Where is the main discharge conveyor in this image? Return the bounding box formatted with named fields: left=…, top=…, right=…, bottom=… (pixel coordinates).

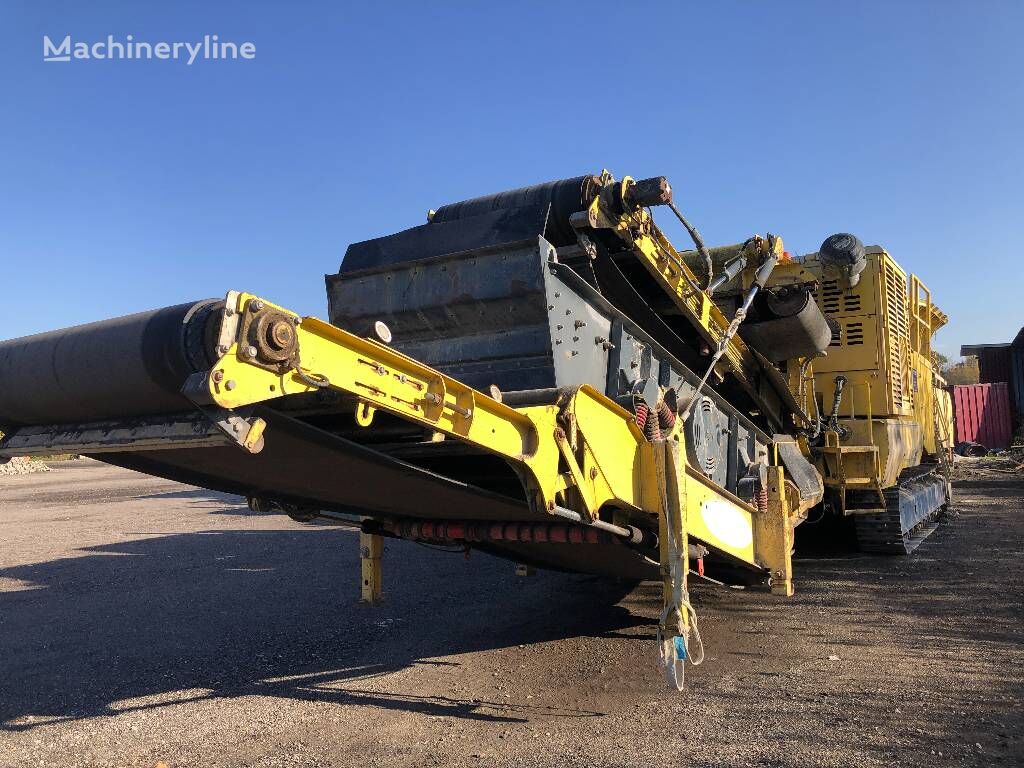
left=0, top=170, right=950, bottom=688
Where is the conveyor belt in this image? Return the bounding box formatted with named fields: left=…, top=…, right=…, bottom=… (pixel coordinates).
left=0, top=300, right=657, bottom=579
left=101, top=408, right=656, bottom=579
left=106, top=408, right=534, bottom=522
left=430, top=175, right=600, bottom=247
left=0, top=300, right=220, bottom=428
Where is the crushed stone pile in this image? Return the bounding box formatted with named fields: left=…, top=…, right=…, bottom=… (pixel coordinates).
left=0, top=456, right=51, bottom=476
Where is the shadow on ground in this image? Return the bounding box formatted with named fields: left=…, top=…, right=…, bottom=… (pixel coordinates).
left=3, top=469, right=1022, bottom=768
left=0, top=511, right=648, bottom=730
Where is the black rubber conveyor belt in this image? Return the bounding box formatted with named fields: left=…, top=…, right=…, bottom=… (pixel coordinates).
left=0, top=299, right=221, bottom=428
left=0, top=299, right=659, bottom=580
left=430, top=174, right=600, bottom=247
left=103, top=408, right=657, bottom=579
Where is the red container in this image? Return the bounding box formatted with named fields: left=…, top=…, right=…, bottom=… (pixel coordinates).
left=952, top=383, right=1013, bottom=451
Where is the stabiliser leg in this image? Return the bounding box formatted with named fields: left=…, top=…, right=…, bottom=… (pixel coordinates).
left=359, top=532, right=384, bottom=604
left=753, top=465, right=795, bottom=596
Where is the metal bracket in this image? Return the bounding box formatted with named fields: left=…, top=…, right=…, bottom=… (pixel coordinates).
left=192, top=401, right=267, bottom=454
left=236, top=296, right=303, bottom=374
left=216, top=290, right=243, bottom=356
left=181, top=369, right=267, bottom=454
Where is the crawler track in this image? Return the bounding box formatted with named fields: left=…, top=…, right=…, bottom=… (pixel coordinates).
left=852, top=465, right=950, bottom=554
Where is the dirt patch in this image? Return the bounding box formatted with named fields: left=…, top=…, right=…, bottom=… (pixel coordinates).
left=952, top=451, right=1024, bottom=482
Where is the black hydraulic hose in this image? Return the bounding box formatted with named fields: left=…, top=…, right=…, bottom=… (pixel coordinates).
left=799, top=356, right=823, bottom=440
left=679, top=249, right=780, bottom=425
left=667, top=200, right=714, bottom=290
left=827, top=375, right=848, bottom=435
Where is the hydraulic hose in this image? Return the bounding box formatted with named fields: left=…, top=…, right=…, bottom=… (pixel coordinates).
left=668, top=200, right=714, bottom=290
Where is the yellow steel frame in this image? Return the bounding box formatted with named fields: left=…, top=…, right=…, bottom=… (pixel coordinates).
left=585, top=174, right=756, bottom=381
left=201, top=291, right=801, bottom=603
left=580, top=173, right=798, bottom=426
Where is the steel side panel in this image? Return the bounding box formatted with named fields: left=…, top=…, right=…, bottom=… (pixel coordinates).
left=976, top=347, right=1013, bottom=386
left=1011, top=343, right=1024, bottom=418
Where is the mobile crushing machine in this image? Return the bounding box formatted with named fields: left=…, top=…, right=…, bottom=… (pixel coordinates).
left=0, top=171, right=951, bottom=686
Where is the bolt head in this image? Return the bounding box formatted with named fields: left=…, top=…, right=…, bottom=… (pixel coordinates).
left=212, top=370, right=224, bottom=383
left=225, top=380, right=236, bottom=391
left=251, top=300, right=264, bottom=311
left=245, top=345, right=258, bottom=358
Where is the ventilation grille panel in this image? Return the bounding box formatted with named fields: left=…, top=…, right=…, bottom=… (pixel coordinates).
left=819, top=281, right=842, bottom=313
left=846, top=322, right=864, bottom=345
left=883, top=260, right=910, bottom=409
left=816, top=280, right=863, bottom=314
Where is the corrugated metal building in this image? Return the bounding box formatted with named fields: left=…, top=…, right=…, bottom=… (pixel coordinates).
left=1012, top=327, right=1024, bottom=419
left=961, top=326, right=1024, bottom=423
left=952, top=383, right=1013, bottom=450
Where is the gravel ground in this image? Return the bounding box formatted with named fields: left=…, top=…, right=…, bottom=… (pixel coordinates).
left=0, top=459, right=1021, bottom=768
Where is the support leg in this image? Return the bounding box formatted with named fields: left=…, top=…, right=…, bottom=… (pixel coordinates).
left=754, top=466, right=795, bottom=596
left=359, top=532, right=384, bottom=604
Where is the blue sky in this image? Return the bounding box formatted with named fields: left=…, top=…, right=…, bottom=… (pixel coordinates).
left=2, top=2, right=1021, bottom=359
